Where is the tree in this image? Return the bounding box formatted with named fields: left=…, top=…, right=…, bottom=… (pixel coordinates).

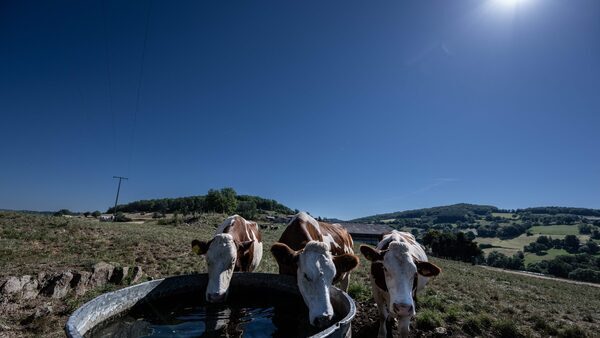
left=236, top=201, right=257, bottom=220
left=92, top=210, right=101, bottom=218
left=54, top=209, right=72, bottom=216
left=83, top=211, right=91, bottom=218
left=578, top=223, right=593, bottom=234
left=564, top=235, right=580, bottom=253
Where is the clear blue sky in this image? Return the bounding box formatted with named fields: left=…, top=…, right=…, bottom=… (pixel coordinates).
left=1, top=0, right=599, bottom=220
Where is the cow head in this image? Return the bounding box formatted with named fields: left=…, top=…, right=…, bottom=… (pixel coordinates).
left=192, top=234, right=253, bottom=303
left=360, top=242, right=440, bottom=321
left=271, top=241, right=359, bottom=328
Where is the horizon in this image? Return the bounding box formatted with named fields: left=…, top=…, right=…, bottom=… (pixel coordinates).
left=1, top=0, right=599, bottom=220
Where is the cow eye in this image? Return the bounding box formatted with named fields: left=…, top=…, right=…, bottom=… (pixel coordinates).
left=304, top=273, right=312, bottom=282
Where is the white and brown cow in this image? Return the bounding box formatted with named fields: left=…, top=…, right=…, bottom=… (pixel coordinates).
left=192, top=215, right=263, bottom=303
left=360, top=230, right=441, bottom=338
left=271, top=212, right=359, bottom=328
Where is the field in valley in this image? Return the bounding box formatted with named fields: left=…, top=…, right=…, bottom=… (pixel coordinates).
left=1, top=211, right=599, bottom=337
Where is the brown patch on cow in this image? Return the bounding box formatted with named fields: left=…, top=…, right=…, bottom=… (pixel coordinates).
left=216, top=215, right=262, bottom=272
left=333, top=254, right=360, bottom=280
left=235, top=240, right=255, bottom=272
left=304, top=220, right=323, bottom=242
left=415, top=261, right=441, bottom=277
left=192, top=239, right=212, bottom=255
left=271, top=242, right=299, bottom=275
left=371, top=262, right=387, bottom=291
left=360, top=245, right=387, bottom=262
left=320, top=221, right=355, bottom=256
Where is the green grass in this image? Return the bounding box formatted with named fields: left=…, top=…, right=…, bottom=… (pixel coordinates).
left=1, top=211, right=599, bottom=337
left=477, top=234, right=540, bottom=256
left=524, top=248, right=572, bottom=265
left=492, top=212, right=518, bottom=219
left=529, top=225, right=580, bottom=236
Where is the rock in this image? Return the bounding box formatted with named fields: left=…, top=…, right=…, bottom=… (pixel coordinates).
left=21, top=303, right=53, bottom=325
left=89, top=262, right=114, bottom=288
left=21, top=276, right=39, bottom=299
left=71, top=271, right=92, bottom=296
left=131, top=266, right=144, bottom=284
left=0, top=277, right=24, bottom=296
left=40, top=272, right=73, bottom=299
left=110, top=267, right=130, bottom=284
left=435, top=327, right=447, bottom=335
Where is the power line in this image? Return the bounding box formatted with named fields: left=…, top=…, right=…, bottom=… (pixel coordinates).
left=102, top=0, right=117, bottom=156
left=127, top=0, right=153, bottom=175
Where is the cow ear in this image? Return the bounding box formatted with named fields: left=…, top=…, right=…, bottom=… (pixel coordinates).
left=415, top=261, right=441, bottom=277
left=192, top=239, right=210, bottom=256
left=237, top=240, right=254, bottom=253
left=271, top=243, right=299, bottom=265
left=333, top=254, right=360, bottom=273
left=360, top=245, right=385, bottom=262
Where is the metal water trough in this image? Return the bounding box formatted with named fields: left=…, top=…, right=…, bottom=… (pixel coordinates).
left=65, top=273, right=356, bottom=338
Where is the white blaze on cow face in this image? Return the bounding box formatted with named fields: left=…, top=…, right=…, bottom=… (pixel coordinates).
left=296, top=241, right=336, bottom=328
left=205, top=234, right=237, bottom=303
left=383, top=242, right=418, bottom=318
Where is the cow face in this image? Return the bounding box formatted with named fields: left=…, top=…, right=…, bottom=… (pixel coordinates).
left=271, top=241, right=359, bottom=328
left=361, top=242, right=440, bottom=320
left=192, top=234, right=253, bottom=303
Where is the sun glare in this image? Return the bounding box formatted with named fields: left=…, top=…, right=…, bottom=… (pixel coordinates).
left=495, top=0, right=524, bottom=9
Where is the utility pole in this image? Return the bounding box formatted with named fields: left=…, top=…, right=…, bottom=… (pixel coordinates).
left=112, top=176, right=128, bottom=220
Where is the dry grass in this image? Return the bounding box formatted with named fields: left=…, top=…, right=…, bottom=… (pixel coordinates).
left=1, top=211, right=599, bottom=337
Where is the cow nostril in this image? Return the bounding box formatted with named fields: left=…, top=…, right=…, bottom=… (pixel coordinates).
left=393, top=303, right=413, bottom=314
left=313, top=314, right=332, bottom=328
left=207, top=293, right=225, bottom=302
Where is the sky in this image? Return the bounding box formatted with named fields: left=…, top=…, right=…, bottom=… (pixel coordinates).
left=1, top=0, right=599, bottom=220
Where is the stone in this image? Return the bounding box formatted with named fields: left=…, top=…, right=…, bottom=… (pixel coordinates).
left=71, top=271, right=92, bottom=296
left=0, top=277, right=24, bottom=296
left=21, top=303, right=53, bottom=325
left=110, top=266, right=130, bottom=284
left=435, top=327, right=447, bottom=335
left=131, top=266, right=144, bottom=284
left=89, top=262, right=114, bottom=288
left=21, top=276, right=39, bottom=299
left=40, top=272, right=73, bottom=299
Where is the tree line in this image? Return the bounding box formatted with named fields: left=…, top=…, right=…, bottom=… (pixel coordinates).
left=105, top=188, right=294, bottom=219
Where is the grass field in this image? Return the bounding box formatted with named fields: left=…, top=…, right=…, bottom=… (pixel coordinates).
left=524, top=248, right=571, bottom=265
left=1, top=212, right=599, bottom=337
left=476, top=234, right=540, bottom=256
left=529, top=224, right=580, bottom=236
left=491, top=212, right=518, bottom=219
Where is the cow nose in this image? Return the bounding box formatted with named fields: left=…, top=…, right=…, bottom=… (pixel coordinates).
left=313, top=314, right=333, bottom=328
left=393, top=303, right=413, bottom=316
left=206, top=292, right=226, bottom=303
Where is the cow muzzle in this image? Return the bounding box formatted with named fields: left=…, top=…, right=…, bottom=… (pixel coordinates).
left=206, top=292, right=227, bottom=303
left=392, top=303, right=413, bottom=317
left=312, top=313, right=333, bottom=328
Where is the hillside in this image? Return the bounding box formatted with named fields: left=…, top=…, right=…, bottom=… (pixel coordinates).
left=351, top=203, right=498, bottom=224
left=1, top=211, right=599, bottom=337
left=106, top=188, right=295, bottom=217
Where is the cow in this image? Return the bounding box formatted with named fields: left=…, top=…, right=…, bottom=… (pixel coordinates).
left=191, top=215, right=263, bottom=303
left=360, top=230, right=441, bottom=338
left=270, top=212, right=360, bottom=328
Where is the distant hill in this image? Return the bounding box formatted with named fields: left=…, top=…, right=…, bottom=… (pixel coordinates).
left=0, top=209, right=55, bottom=215
left=351, top=204, right=600, bottom=224
left=352, top=203, right=498, bottom=224
left=516, top=206, right=600, bottom=217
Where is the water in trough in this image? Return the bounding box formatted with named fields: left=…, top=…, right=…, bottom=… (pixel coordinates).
left=85, top=292, right=323, bottom=338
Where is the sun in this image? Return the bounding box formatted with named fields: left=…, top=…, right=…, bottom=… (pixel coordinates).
left=495, top=0, right=525, bottom=8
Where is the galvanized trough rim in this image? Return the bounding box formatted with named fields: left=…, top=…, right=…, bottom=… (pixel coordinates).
left=65, top=272, right=356, bottom=338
